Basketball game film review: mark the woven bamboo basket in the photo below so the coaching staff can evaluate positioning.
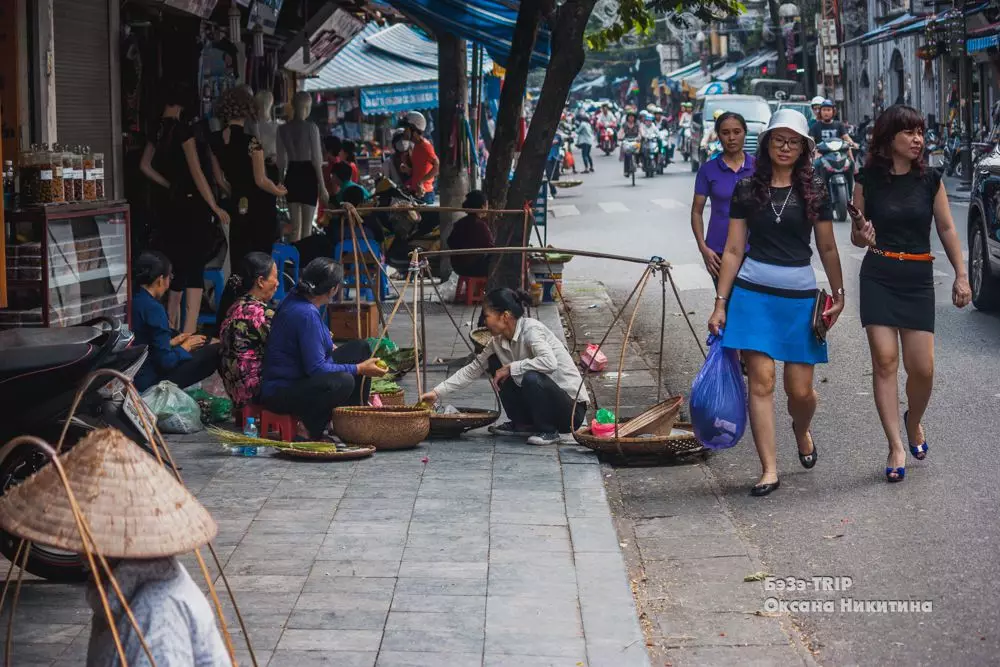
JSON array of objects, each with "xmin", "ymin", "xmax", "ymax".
[
  {"xmin": 428, "ymin": 408, "xmax": 501, "ymax": 439},
  {"xmin": 471, "ymin": 327, "xmax": 492, "ymax": 353},
  {"xmin": 615, "ymin": 396, "xmax": 683, "ymax": 438},
  {"xmin": 373, "ymin": 389, "xmax": 406, "ymax": 406},
  {"xmin": 573, "ymin": 421, "xmax": 703, "ymax": 456},
  {"xmin": 332, "ymin": 406, "xmax": 430, "ymax": 450},
  {"xmin": 275, "ymin": 445, "xmax": 375, "ymax": 461}
]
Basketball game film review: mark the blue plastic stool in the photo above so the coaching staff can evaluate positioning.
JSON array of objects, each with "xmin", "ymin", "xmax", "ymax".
[
  {"xmin": 334, "ymin": 239, "xmax": 388, "ymax": 301},
  {"xmin": 271, "ymin": 243, "xmax": 300, "ymax": 302}
]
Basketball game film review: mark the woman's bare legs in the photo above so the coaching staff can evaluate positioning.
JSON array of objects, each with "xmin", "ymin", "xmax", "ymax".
[
  {"xmin": 866, "ymin": 325, "xmax": 906, "ymax": 471},
  {"xmin": 900, "ymin": 329, "xmax": 934, "ymax": 448},
  {"xmin": 182, "ymin": 288, "xmax": 202, "ymax": 334},
  {"xmin": 784, "ymin": 362, "xmax": 817, "ymax": 456},
  {"xmin": 744, "ymin": 350, "xmax": 778, "ymax": 486}
]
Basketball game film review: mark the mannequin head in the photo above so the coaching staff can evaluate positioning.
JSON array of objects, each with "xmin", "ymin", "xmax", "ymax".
[
  {"xmin": 292, "ymin": 91, "xmax": 312, "ymax": 121},
  {"xmin": 255, "ymin": 91, "xmax": 274, "ymax": 120}
]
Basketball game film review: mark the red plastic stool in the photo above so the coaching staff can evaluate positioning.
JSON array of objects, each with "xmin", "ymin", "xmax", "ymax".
[
  {"xmin": 236, "ymin": 404, "xmax": 263, "ymax": 432},
  {"xmin": 455, "ymin": 275, "xmax": 487, "ymax": 305},
  {"xmin": 260, "ymin": 409, "xmax": 297, "ymax": 442}
]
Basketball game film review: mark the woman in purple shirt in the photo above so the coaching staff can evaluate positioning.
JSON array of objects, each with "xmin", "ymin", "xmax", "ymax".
[
  {"xmin": 691, "ymin": 112, "xmax": 756, "ymax": 283},
  {"xmin": 261, "ymin": 257, "xmax": 387, "ymax": 440}
]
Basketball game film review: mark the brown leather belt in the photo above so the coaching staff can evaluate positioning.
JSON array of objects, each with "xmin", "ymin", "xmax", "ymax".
[{"xmin": 868, "ymin": 248, "xmax": 935, "ymax": 262}]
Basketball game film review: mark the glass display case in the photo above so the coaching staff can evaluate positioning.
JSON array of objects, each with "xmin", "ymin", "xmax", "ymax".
[{"xmin": 2, "ymin": 201, "xmax": 130, "ymax": 328}]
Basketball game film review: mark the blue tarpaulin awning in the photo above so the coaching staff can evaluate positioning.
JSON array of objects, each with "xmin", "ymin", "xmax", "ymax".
[
  {"xmin": 384, "ymin": 0, "xmax": 550, "ymax": 67},
  {"xmin": 968, "ymin": 33, "xmax": 1000, "ymax": 54}
]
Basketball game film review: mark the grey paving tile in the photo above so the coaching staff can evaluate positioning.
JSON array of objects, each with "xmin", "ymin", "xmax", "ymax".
[
  {"xmin": 318, "ymin": 532, "xmax": 407, "ymax": 562},
  {"xmin": 287, "ymin": 592, "xmax": 392, "ymax": 630},
  {"xmin": 224, "ymin": 555, "xmax": 318, "ymax": 576},
  {"xmin": 341, "ymin": 485, "xmax": 422, "ymax": 500},
  {"xmin": 636, "ymin": 532, "xmax": 747, "ymax": 561},
  {"xmin": 561, "ymin": 464, "xmax": 605, "ymax": 491},
  {"xmin": 390, "ymin": 594, "xmax": 486, "ymax": 615},
  {"xmin": 575, "ymin": 552, "xmax": 644, "ymax": 644},
  {"xmin": 662, "ymin": 645, "xmax": 806, "ymax": 667},
  {"xmin": 335, "ymin": 507, "xmax": 415, "ymax": 523},
  {"xmin": 484, "ymin": 655, "xmax": 587, "ymax": 667},
  {"xmin": 586, "ymin": 637, "xmax": 652, "ymax": 667},
  {"xmin": 558, "ymin": 444, "xmax": 599, "ymax": 464},
  {"xmin": 485, "ymin": 595, "xmax": 583, "ymax": 637},
  {"xmin": 248, "ymin": 518, "xmax": 334, "ymax": 535},
  {"xmin": 489, "ymin": 509, "xmax": 568, "ymax": 526},
  {"xmin": 397, "ymin": 560, "xmax": 489, "ymax": 580},
  {"xmin": 228, "ymin": 624, "xmax": 286, "ymax": 652},
  {"xmin": 643, "ymin": 560, "xmax": 765, "ymax": 613},
  {"xmin": 237, "ymin": 531, "xmax": 326, "ymax": 549},
  {"xmin": 375, "ymin": 651, "xmax": 482, "ymax": 667},
  {"xmin": 311, "ymin": 559, "xmax": 402, "ymax": 578},
  {"xmin": 563, "ymin": 487, "xmax": 610, "ymax": 518},
  {"xmin": 406, "ymin": 520, "xmax": 489, "ymax": 539},
  {"xmin": 270, "ymin": 480, "xmax": 348, "ymax": 499},
  {"xmin": 484, "ymin": 631, "xmax": 587, "ymax": 659},
  {"xmin": 221, "ymin": 574, "xmax": 307, "ymax": 593},
  {"xmin": 300, "ymin": 573, "xmax": 397, "ymax": 596},
  {"xmin": 0, "ymin": 641, "xmax": 72, "ymax": 663},
  {"xmin": 568, "ymin": 515, "xmax": 621, "ymax": 553},
  {"xmin": 656, "ymin": 606, "xmax": 790, "ymax": 647},
  {"xmin": 276, "ymin": 628, "xmax": 383, "ymax": 652},
  {"xmin": 338, "ymin": 497, "xmax": 416, "ymax": 511},
  {"xmin": 327, "ymin": 521, "xmax": 411, "ymax": 537},
  {"xmin": 634, "ymin": 513, "xmax": 737, "ymax": 538},
  {"xmin": 394, "ymin": 576, "xmax": 488, "ymax": 597},
  {"xmin": 381, "ymin": 610, "xmax": 485, "ymax": 654},
  {"xmin": 489, "ymin": 523, "xmax": 572, "ymax": 553},
  {"xmin": 268, "ymin": 651, "xmax": 375, "ymax": 667}
]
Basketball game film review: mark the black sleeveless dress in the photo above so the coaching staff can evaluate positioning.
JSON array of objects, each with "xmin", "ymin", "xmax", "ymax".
[
  {"xmin": 212, "ymin": 125, "xmax": 278, "ymax": 265},
  {"xmin": 858, "ymin": 167, "xmax": 942, "ymax": 333}
]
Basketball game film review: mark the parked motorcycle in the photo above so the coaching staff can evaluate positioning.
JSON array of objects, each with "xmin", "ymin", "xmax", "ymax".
[
  {"xmin": 622, "ymin": 140, "xmax": 640, "ymax": 186},
  {"xmin": 0, "ymin": 318, "xmax": 153, "ymax": 581},
  {"xmin": 598, "ymin": 124, "xmax": 618, "ymax": 155},
  {"xmin": 925, "ymin": 127, "xmax": 946, "ymax": 173},
  {"xmin": 642, "ymin": 137, "xmax": 659, "ymax": 178},
  {"xmin": 814, "ymin": 138, "xmax": 852, "ymax": 221}
]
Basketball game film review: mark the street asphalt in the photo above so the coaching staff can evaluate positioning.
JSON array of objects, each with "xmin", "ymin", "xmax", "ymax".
[{"xmin": 548, "ymin": 151, "xmax": 1000, "ymax": 666}]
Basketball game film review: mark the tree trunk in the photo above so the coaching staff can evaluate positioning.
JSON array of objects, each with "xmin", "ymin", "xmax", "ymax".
[
  {"xmin": 490, "ymin": 0, "xmax": 597, "ymax": 289},
  {"xmin": 768, "ymin": 0, "xmax": 788, "ymax": 81},
  {"xmin": 436, "ymin": 33, "xmax": 470, "ymax": 277},
  {"xmin": 483, "ymin": 0, "xmax": 542, "ymax": 211}
]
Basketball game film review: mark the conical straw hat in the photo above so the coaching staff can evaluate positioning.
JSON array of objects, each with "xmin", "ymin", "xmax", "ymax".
[{"xmin": 0, "ymin": 429, "xmax": 217, "ymax": 558}]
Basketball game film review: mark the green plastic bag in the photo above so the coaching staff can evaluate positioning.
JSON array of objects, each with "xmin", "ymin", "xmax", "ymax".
[
  {"xmin": 595, "ymin": 408, "xmax": 616, "ymax": 424},
  {"xmin": 185, "ymin": 388, "xmax": 233, "ymax": 425},
  {"xmin": 367, "ymin": 337, "xmax": 398, "ymax": 360}
]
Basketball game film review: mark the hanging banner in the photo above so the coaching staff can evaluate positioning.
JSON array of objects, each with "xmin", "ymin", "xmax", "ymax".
[
  {"xmin": 283, "ymin": 8, "xmax": 365, "ymax": 76},
  {"xmin": 163, "ymin": 0, "xmax": 219, "ymax": 19},
  {"xmin": 361, "ymin": 81, "xmax": 438, "ymax": 114}
]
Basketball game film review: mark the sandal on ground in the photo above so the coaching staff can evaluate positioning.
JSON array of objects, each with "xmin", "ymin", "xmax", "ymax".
[
  {"xmin": 885, "ymin": 466, "xmax": 906, "ymax": 483},
  {"xmin": 903, "ymin": 410, "xmax": 928, "ymax": 461},
  {"xmin": 751, "ymin": 478, "xmax": 780, "ymax": 496},
  {"xmin": 792, "ymin": 421, "xmax": 818, "ymax": 470}
]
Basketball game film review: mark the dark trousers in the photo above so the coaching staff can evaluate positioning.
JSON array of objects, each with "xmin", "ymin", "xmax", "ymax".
[
  {"xmin": 545, "ymin": 159, "xmax": 559, "ymax": 195},
  {"xmin": 262, "ymin": 340, "xmax": 372, "ymax": 438},
  {"xmin": 488, "ymin": 355, "xmax": 586, "ymax": 434},
  {"xmin": 579, "ymin": 144, "xmax": 593, "ymax": 171},
  {"xmin": 162, "ymin": 343, "xmax": 221, "ymax": 390}
]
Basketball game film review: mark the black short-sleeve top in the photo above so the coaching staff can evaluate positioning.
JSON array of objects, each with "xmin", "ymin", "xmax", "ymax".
[
  {"xmin": 729, "ymin": 176, "xmax": 833, "ymax": 267},
  {"xmin": 857, "ymin": 167, "xmax": 941, "ymax": 254}
]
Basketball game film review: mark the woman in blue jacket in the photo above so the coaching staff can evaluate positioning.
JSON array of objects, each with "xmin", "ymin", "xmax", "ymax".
[
  {"xmin": 261, "ymin": 257, "xmax": 387, "ymax": 440},
  {"xmin": 131, "ymin": 251, "xmax": 220, "ymax": 392}
]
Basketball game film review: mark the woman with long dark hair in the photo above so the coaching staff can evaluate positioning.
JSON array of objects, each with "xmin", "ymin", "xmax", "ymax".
[
  {"xmin": 692, "ymin": 112, "xmax": 755, "ymax": 283},
  {"xmin": 218, "ymin": 252, "xmax": 279, "ymax": 409},
  {"xmin": 708, "ymin": 110, "xmax": 845, "ymax": 496},
  {"xmin": 850, "ymin": 104, "xmax": 970, "ymax": 483},
  {"xmin": 140, "ymin": 83, "xmax": 230, "ymax": 334},
  {"xmin": 261, "ymin": 258, "xmax": 387, "ymax": 440}
]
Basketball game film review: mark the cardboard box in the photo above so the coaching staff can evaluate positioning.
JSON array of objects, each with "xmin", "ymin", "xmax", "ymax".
[{"xmin": 329, "ymin": 302, "xmax": 379, "ymax": 340}]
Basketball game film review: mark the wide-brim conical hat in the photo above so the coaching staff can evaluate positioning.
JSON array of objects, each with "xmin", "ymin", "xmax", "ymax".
[{"xmin": 0, "ymin": 429, "xmax": 217, "ymax": 558}]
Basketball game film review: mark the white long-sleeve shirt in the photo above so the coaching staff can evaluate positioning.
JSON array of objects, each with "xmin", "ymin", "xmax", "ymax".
[{"xmin": 433, "ymin": 317, "xmax": 589, "ymax": 404}]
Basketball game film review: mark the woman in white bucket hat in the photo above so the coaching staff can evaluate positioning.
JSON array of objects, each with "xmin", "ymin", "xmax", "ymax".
[{"xmin": 708, "ymin": 109, "xmax": 846, "ymax": 497}]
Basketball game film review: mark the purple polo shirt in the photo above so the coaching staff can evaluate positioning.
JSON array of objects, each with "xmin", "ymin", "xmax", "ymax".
[{"xmin": 695, "ymin": 154, "xmax": 756, "ymax": 254}]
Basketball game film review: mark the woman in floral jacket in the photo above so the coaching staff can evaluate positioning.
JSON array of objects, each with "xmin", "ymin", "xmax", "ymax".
[{"xmin": 219, "ymin": 252, "xmax": 279, "ymax": 408}]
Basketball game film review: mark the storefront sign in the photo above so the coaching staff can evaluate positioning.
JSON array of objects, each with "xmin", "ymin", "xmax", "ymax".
[
  {"xmin": 164, "ymin": 0, "xmax": 219, "ymax": 19},
  {"xmin": 361, "ymin": 81, "xmax": 438, "ymax": 115},
  {"xmin": 283, "ymin": 8, "xmax": 364, "ymax": 76},
  {"xmin": 247, "ymin": 0, "xmax": 285, "ymax": 36}
]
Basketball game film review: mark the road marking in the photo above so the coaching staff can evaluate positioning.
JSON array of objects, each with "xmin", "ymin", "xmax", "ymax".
[
  {"xmin": 668, "ymin": 263, "xmax": 716, "ymax": 292},
  {"xmin": 549, "ymin": 204, "xmax": 580, "ymax": 218},
  {"xmin": 933, "ymin": 269, "xmax": 950, "ymax": 277},
  {"xmin": 652, "ymin": 198, "xmax": 687, "ymax": 210},
  {"xmin": 599, "ymin": 202, "xmax": 629, "ymax": 213}
]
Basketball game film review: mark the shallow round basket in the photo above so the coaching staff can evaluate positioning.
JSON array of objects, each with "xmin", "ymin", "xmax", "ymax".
[
  {"xmin": 552, "ymin": 179, "xmax": 583, "ymax": 188},
  {"xmin": 471, "ymin": 327, "xmax": 492, "ymax": 353},
  {"xmin": 275, "ymin": 445, "xmax": 375, "ymax": 461},
  {"xmin": 332, "ymin": 406, "xmax": 430, "ymax": 450},
  {"xmin": 572, "ymin": 421, "xmax": 704, "ymax": 457},
  {"xmin": 428, "ymin": 408, "xmax": 500, "ymax": 439},
  {"xmin": 374, "ymin": 389, "xmax": 406, "ymax": 406}
]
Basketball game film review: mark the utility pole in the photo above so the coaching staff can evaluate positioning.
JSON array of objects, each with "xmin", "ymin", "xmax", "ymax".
[
  {"xmin": 769, "ymin": 0, "xmax": 789, "ymax": 80},
  {"xmin": 953, "ymin": 0, "xmax": 974, "ymax": 191}
]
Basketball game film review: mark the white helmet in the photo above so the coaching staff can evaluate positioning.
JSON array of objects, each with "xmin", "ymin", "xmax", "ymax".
[
  {"xmin": 810, "ymin": 96, "xmax": 825, "ymax": 106},
  {"xmin": 403, "ymin": 111, "xmax": 427, "ymax": 133}
]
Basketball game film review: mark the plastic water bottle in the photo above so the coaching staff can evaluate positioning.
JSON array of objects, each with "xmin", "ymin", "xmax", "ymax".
[{"xmin": 231, "ymin": 418, "xmax": 259, "ymax": 457}]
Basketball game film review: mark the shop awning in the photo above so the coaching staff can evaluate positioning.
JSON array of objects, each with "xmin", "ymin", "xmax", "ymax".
[
  {"xmin": 841, "ymin": 13, "xmax": 919, "ymax": 47},
  {"xmin": 742, "ymin": 50, "xmax": 776, "ymax": 69},
  {"xmin": 968, "ymin": 32, "xmax": 999, "ymax": 54},
  {"xmin": 383, "ymin": 0, "xmax": 551, "ymax": 67}
]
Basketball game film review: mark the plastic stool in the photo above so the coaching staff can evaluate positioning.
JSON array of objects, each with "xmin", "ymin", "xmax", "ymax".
[
  {"xmin": 182, "ymin": 268, "xmax": 226, "ymax": 326},
  {"xmin": 236, "ymin": 404, "xmax": 263, "ymax": 432},
  {"xmin": 455, "ymin": 276, "xmax": 487, "ymax": 305},
  {"xmin": 260, "ymin": 409, "xmax": 297, "ymax": 442},
  {"xmin": 271, "ymin": 243, "xmax": 300, "ymax": 303},
  {"xmin": 334, "ymin": 239, "xmax": 388, "ymax": 301}
]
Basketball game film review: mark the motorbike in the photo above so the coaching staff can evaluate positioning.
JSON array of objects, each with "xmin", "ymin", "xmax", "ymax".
[
  {"xmin": 641, "ymin": 136, "xmax": 659, "ymax": 178},
  {"xmin": 370, "ymin": 178, "xmax": 449, "ymax": 281},
  {"xmin": 678, "ymin": 122, "xmax": 693, "ymax": 162},
  {"xmin": 814, "ymin": 138, "xmax": 852, "ymax": 222},
  {"xmin": 925, "ymin": 127, "xmax": 946, "ymax": 173},
  {"xmin": 622, "ymin": 140, "xmax": 640, "ymax": 186},
  {"xmin": 598, "ymin": 123, "xmax": 618, "ymax": 155},
  {"xmin": 0, "ymin": 318, "xmax": 153, "ymax": 581},
  {"xmin": 656, "ymin": 130, "xmax": 675, "ymax": 174},
  {"xmin": 706, "ymin": 139, "xmax": 723, "ymax": 162}
]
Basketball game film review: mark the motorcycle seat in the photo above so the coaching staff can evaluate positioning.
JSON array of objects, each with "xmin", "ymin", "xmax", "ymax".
[
  {"xmin": 0, "ymin": 343, "xmax": 95, "ymax": 383},
  {"xmin": 0, "ymin": 326, "xmax": 102, "ymax": 350}
]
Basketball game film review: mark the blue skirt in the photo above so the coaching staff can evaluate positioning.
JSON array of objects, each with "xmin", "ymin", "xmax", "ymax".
[{"xmin": 722, "ymin": 283, "xmax": 828, "ymax": 365}]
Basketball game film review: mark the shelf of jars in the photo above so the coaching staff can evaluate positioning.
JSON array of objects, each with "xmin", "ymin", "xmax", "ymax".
[{"xmin": 3, "ymin": 200, "xmax": 131, "ymax": 329}]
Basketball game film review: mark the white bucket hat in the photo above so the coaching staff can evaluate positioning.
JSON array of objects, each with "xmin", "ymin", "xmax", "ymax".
[{"xmin": 759, "ymin": 109, "xmax": 815, "ymax": 154}]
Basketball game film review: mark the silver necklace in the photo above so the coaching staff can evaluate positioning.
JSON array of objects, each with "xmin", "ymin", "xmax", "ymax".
[{"xmin": 768, "ymin": 186, "xmax": 793, "ymax": 224}]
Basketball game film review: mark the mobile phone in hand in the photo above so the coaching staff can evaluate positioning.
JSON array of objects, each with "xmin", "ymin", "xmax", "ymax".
[{"xmin": 847, "ymin": 202, "xmax": 862, "ymax": 220}]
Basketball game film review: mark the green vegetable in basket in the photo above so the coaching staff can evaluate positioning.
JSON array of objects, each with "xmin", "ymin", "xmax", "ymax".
[{"xmin": 371, "ymin": 379, "xmax": 401, "ymax": 394}]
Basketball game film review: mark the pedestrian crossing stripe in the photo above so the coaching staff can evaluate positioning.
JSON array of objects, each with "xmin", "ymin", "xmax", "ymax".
[
  {"xmin": 652, "ymin": 198, "xmax": 687, "ymax": 210},
  {"xmin": 598, "ymin": 202, "xmax": 629, "ymax": 213},
  {"xmin": 549, "ymin": 204, "xmax": 580, "ymax": 218}
]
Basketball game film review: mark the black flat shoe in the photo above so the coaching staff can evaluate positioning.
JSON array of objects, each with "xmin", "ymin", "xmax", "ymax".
[
  {"xmin": 792, "ymin": 422, "xmax": 817, "ymax": 469},
  {"xmin": 751, "ymin": 479, "xmax": 781, "ymax": 496}
]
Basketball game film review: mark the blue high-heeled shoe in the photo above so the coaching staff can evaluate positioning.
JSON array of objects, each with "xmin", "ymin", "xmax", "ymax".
[
  {"xmin": 885, "ymin": 466, "xmax": 906, "ymax": 483},
  {"xmin": 903, "ymin": 410, "xmax": 928, "ymax": 461}
]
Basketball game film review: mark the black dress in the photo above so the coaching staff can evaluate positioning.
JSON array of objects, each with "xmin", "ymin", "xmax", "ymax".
[
  {"xmin": 212, "ymin": 125, "xmax": 278, "ymax": 265},
  {"xmin": 150, "ymin": 117, "xmax": 215, "ymax": 291},
  {"xmin": 858, "ymin": 167, "xmax": 941, "ymax": 333}
]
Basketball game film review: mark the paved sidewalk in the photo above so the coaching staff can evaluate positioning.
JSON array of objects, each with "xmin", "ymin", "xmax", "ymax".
[
  {"xmin": 2, "ymin": 302, "xmax": 648, "ymax": 667},
  {"xmin": 561, "ymin": 281, "xmax": 819, "ymax": 667}
]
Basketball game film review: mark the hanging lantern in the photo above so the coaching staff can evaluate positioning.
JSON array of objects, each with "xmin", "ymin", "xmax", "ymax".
[
  {"xmin": 228, "ymin": 4, "xmax": 241, "ymax": 44},
  {"xmin": 253, "ymin": 25, "xmax": 264, "ymax": 58}
]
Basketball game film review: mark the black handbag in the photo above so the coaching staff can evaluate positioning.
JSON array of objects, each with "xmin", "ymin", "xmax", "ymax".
[{"xmin": 811, "ymin": 289, "xmax": 833, "ymax": 342}]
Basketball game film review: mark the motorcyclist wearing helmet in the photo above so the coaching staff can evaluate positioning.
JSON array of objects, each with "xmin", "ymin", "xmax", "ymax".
[
  {"xmin": 618, "ymin": 110, "xmax": 641, "ymax": 176},
  {"xmin": 810, "ymin": 96, "xmax": 825, "ymax": 127},
  {"xmin": 639, "ymin": 112, "xmax": 659, "ymax": 141},
  {"xmin": 701, "ymin": 108, "xmax": 726, "ymax": 150},
  {"xmin": 402, "ymin": 110, "xmax": 439, "ymax": 203},
  {"xmin": 678, "ymin": 102, "xmax": 693, "ymax": 129},
  {"xmin": 809, "ymin": 99, "xmax": 857, "ymax": 192},
  {"xmin": 597, "ymin": 103, "xmax": 619, "ymax": 129}
]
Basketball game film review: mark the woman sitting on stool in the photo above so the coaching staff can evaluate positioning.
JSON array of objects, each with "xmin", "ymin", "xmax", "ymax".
[
  {"xmin": 447, "ymin": 190, "xmax": 494, "ymax": 278},
  {"xmin": 260, "ymin": 257, "xmax": 387, "ymax": 440},
  {"xmin": 132, "ymin": 251, "xmax": 221, "ymax": 393},
  {"xmin": 420, "ymin": 288, "xmax": 587, "ymax": 446}
]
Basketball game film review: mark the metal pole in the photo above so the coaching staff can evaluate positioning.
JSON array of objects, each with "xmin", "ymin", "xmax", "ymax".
[{"xmin": 957, "ymin": 0, "xmax": 974, "ymax": 192}]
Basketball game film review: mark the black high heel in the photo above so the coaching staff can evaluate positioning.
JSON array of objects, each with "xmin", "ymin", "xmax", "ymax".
[
  {"xmin": 793, "ymin": 422, "xmax": 818, "ymax": 469},
  {"xmin": 903, "ymin": 410, "xmax": 929, "ymax": 461}
]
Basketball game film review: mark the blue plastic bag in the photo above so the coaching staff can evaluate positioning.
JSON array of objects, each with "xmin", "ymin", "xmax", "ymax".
[{"xmin": 690, "ymin": 333, "xmax": 747, "ymax": 449}]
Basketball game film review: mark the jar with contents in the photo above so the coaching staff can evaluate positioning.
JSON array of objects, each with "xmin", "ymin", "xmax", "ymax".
[
  {"xmin": 72, "ymin": 147, "xmax": 85, "ymax": 201},
  {"xmin": 92, "ymin": 152, "xmax": 105, "ymax": 200},
  {"xmin": 38, "ymin": 145, "xmax": 63, "ymax": 204},
  {"xmin": 82, "ymin": 147, "xmax": 97, "ymax": 201},
  {"xmin": 19, "ymin": 146, "xmax": 39, "ymax": 205},
  {"xmin": 61, "ymin": 147, "xmax": 76, "ymax": 202}
]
